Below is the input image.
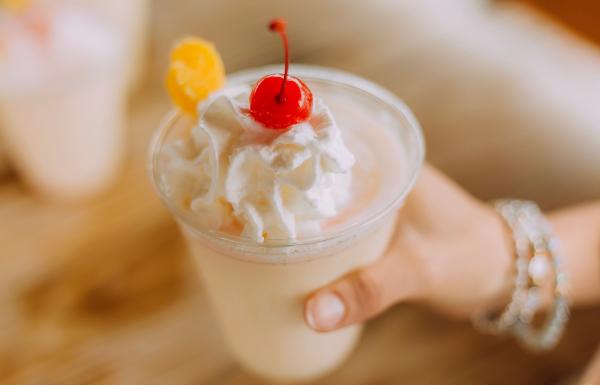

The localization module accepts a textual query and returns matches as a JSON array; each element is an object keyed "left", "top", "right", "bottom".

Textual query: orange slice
[{"left": 166, "top": 37, "right": 225, "bottom": 115}]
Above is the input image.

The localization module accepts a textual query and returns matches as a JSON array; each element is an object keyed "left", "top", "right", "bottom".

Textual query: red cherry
[
  {"left": 249, "top": 74, "right": 313, "bottom": 130},
  {"left": 249, "top": 18, "right": 313, "bottom": 130}
]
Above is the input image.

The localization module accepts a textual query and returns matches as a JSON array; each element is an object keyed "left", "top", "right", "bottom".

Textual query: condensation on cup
[{"left": 0, "top": 5, "right": 128, "bottom": 200}]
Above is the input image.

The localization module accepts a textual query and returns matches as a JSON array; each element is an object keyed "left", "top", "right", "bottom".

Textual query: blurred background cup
[
  {"left": 0, "top": 3, "right": 127, "bottom": 200},
  {"left": 59, "top": 0, "right": 150, "bottom": 90}
]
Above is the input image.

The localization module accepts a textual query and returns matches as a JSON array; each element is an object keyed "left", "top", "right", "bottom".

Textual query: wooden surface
[
  {"left": 515, "top": 0, "right": 600, "bottom": 44},
  {"left": 1, "top": 1, "right": 600, "bottom": 384}
]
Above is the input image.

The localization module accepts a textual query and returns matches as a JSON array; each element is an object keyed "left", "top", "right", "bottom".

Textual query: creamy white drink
[
  {"left": 63, "top": 0, "right": 149, "bottom": 89},
  {"left": 0, "top": 5, "right": 126, "bottom": 199},
  {"left": 151, "top": 66, "right": 424, "bottom": 382}
]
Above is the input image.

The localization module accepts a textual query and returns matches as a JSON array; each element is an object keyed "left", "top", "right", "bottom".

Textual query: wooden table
[{"left": 1, "top": 1, "right": 599, "bottom": 384}]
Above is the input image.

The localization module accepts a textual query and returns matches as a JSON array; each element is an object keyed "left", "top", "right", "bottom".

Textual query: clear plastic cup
[{"left": 150, "top": 65, "right": 424, "bottom": 382}]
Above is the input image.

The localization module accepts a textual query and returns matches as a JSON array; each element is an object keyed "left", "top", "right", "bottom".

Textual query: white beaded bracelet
[
  {"left": 472, "top": 201, "right": 531, "bottom": 334},
  {"left": 508, "top": 201, "right": 570, "bottom": 351},
  {"left": 473, "top": 200, "right": 570, "bottom": 351}
]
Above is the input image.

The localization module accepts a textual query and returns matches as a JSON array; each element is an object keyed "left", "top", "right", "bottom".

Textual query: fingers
[{"left": 304, "top": 250, "right": 421, "bottom": 332}]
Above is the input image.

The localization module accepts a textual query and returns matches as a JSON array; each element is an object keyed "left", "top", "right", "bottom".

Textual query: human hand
[{"left": 304, "top": 165, "right": 515, "bottom": 331}]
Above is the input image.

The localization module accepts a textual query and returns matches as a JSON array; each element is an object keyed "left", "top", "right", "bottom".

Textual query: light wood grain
[{"left": 1, "top": 1, "right": 600, "bottom": 384}]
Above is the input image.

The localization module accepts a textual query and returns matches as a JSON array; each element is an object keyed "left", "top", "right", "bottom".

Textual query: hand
[{"left": 304, "top": 165, "right": 514, "bottom": 332}]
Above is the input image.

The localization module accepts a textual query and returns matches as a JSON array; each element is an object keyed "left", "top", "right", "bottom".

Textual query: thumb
[{"left": 304, "top": 249, "right": 421, "bottom": 332}]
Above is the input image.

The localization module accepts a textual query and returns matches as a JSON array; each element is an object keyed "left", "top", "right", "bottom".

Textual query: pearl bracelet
[
  {"left": 473, "top": 200, "right": 570, "bottom": 351},
  {"left": 472, "top": 201, "right": 531, "bottom": 334}
]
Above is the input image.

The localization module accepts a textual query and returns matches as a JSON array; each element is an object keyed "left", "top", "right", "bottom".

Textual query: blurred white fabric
[{"left": 373, "top": 1, "right": 600, "bottom": 209}]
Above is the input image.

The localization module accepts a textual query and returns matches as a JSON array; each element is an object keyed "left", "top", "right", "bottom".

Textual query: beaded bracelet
[
  {"left": 508, "top": 201, "right": 570, "bottom": 351},
  {"left": 473, "top": 200, "right": 570, "bottom": 351},
  {"left": 472, "top": 201, "right": 531, "bottom": 334}
]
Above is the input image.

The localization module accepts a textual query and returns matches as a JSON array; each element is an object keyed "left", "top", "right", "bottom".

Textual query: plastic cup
[
  {"left": 0, "top": 9, "right": 127, "bottom": 200},
  {"left": 150, "top": 65, "right": 424, "bottom": 382},
  {"left": 68, "top": 0, "right": 149, "bottom": 89}
]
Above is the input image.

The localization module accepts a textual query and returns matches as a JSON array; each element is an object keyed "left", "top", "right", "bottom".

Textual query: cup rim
[{"left": 149, "top": 64, "right": 425, "bottom": 257}]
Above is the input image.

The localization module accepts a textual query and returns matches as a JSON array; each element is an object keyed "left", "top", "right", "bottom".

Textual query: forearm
[{"left": 549, "top": 201, "right": 600, "bottom": 307}]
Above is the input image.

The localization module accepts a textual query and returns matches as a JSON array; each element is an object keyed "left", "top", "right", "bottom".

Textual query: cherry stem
[{"left": 269, "top": 18, "right": 289, "bottom": 104}]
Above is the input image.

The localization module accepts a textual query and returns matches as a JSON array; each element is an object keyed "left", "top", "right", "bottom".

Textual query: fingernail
[{"left": 305, "top": 291, "right": 346, "bottom": 331}]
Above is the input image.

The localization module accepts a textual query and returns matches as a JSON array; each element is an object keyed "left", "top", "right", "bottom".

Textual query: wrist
[
  {"left": 473, "top": 205, "right": 515, "bottom": 311},
  {"left": 550, "top": 202, "right": 600, "bottom": 307},
  {"left": 427, "top": 202, "right": 515, "bottom": 318}
]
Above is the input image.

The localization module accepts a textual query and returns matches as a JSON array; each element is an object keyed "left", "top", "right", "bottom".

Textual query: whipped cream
[{"left": 163, "top": 85, "right": 356, "bottom": 242}]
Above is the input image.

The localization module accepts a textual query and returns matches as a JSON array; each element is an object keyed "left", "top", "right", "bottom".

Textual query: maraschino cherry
[{"left": 249, "top": 18, "right": 313, "bottom": 130}]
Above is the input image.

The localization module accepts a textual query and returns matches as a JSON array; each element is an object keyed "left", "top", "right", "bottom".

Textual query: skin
[
  {"left": 304, "top": 164, "right": 600, "bottom": 380},
  {"left": 581, "top": 349, "right": 600, "bottom": 385}
]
